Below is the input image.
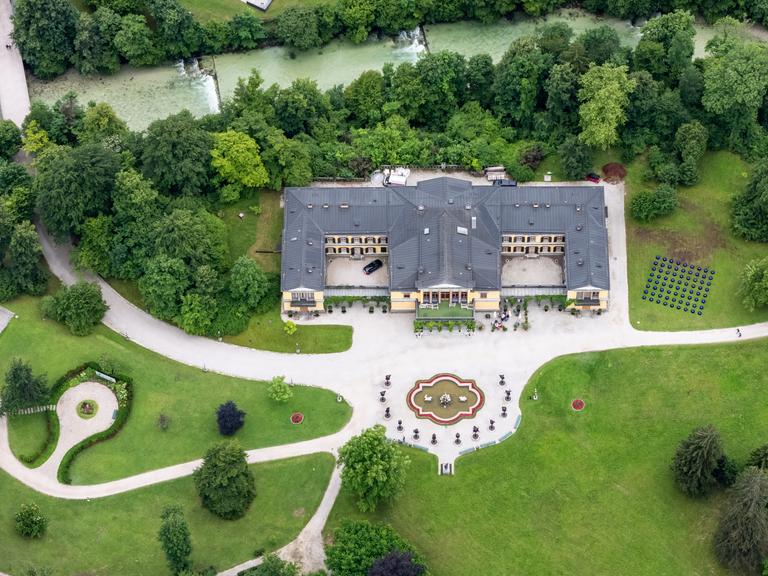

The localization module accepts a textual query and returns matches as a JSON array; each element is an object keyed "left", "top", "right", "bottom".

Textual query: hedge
[{"left": 55, "top": 362, "right": 134, "bottom": 485}]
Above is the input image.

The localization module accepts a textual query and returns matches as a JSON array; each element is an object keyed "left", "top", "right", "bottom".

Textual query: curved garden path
[
  {"left": 35, "top": 382, "right": 119, "bottom": 481},
  {"left": 0, "top": 182, "right": 767, "bottom": 574}
]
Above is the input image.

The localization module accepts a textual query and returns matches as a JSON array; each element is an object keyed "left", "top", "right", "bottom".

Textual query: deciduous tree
[
  {"left": 12, "top": 0, "right": 77, "bottom": 79},
  {"left": 114, "top": 15, "right": 163, "bottom": 67},
  {"left": 193, "top": 441, "right": 255, "bottom": 520},
  {"left": 210, "top": 130, "right": 268, "bottom": 203},
  {"left": 338, "top": 425, "right": 409, "bottom": 512},
  {"left": 41, "top": 281, "right": 108, "bottom": 336},
  {"left": 578, "top": 63, "right": 636, "bottom": 150},
  {"left": 0, "top": 121, "right": 22, "bottom": 160},
  {"left": 14, "top": 503, "right": 48, "bottom": 538},
  {"left": 740, "top": 257, "right": 768, "bottom": 312}
]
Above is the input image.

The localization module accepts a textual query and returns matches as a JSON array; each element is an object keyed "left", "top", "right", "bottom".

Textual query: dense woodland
[
  {"left": 12, "top": 0, "right": 768, "bottom": 79},
  {"left": 2, "top": 9, "right": 768, "bottom": 338}
]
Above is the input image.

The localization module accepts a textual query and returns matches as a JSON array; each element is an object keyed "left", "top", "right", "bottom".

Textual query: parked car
[
  {"left": 586, "top": 172, "right": 601, "bottom": 183},
  {"left": 363, "top": 259, "right": 384, "bottom": 275}
]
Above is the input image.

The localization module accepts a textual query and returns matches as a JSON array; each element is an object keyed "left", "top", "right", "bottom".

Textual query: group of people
[{"left": 491, "top": 310, "right": 513, "bottom": 331}]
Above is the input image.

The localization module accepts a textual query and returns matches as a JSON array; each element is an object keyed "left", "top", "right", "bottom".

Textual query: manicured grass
[
  {"left": 328, "top": 339, "right": 768, "bottom": 576},
  {"left": 416, "top": 301, "right": 473, "bottom": 319},
  {"left": 625, "top": 152, "right": 768, "bottom": 330},
  {"left": 1, "top": 296, "right": 350, "bottom": 484},
  {"left": 0, "top": 453, "right": 334, "bottom": 576},
  {"left": 218, "top": 190, "right": 283, "bottom": 272},
  {"left": 7, "top": 412, "right": 50, "bottom": 464},
  {"left": 179, "top": 0, "right": 335, "bottom": 22},
  {"left": 224, "top": 304, "right": 353, "bottom": 353}
]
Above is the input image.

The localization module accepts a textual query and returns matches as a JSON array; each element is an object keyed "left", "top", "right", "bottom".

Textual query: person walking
[{"left": 736, "top": 328, "right": 742, "bottom": 338}]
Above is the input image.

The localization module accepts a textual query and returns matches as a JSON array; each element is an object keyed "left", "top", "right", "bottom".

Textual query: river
[{"left": 25, "top": 10, "right": 764, "bottom": 130}]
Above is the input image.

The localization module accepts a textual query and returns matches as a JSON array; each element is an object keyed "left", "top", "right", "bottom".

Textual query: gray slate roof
[{"left": 281, "top": 177, "right": 609, "bottom": 293}]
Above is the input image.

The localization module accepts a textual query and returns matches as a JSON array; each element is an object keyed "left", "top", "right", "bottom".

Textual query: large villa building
[{"left": 281, "top": 177, "right": 610, "bottom": 315}]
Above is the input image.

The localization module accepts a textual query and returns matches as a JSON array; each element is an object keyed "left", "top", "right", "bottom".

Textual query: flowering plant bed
[
  {"left": 77, "top": 400, "right": 99, "bottom": 420},
  {"left": 407, "top": 373, "right": 484, "bottom": 425},
  {"left": 290, "top": 412, "right": 304, "bottom": 424},
  {"left": 571, "top": 399, "right": 585, "bottom": 411}
]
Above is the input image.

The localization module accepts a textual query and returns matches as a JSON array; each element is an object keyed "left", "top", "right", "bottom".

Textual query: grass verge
[
  {"left": 0, "top": 453, "right": 333, "bottom": 576},
  {"left": 0, "top": 296, "right": 350, "bottom": 484},
  {"left": 328, "top": 339, "right": 768, "bottom": 576}
]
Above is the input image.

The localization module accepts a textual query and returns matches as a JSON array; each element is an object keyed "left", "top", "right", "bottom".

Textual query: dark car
[
  {"left": 363, "top": 259, "right": 384, "bottom": 275},
  {"left": 586, "top": 172, "right": 601, "bottom": 183}
]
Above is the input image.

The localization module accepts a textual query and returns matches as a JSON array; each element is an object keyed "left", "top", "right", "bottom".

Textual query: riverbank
[{"left": 25, "top": 9, "right": 768, "bottom": 130}]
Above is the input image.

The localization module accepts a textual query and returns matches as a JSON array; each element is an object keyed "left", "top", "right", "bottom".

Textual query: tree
[
  {"left": 78, "top": 102, "right": 128, "bottom": 145},
  {"left": 344, "top": 71, "right": 385, "bottom": 128},
  {"left": 217, "top": 401, "right": 246, "bottom": 436},
  {"left": 326, "top": 520, "right": 424, "bottom": 576},
  {"left": 210, "top": 130, "right": 269, "bottom": 203},
  {"left": 464, "top": 54, "right": 495, "bottom": 109},
  {"left": 276, "top": 8, "right": 322, "bottom": 51},
  {"left": 338, "top": 425, "right": 409, "bottom": 512},
  {"left": 14, "top": 503, "right": 48, "bottom": 539},
  {"left": 72, "top": 7, "right": 122, "bottom": 75},
  {"left": 12, "top": 0, "right": 78, "bottom": 79},
  {"left": 138, "top": 255, "right": 190, "bottom": 321},
  {"left": 714, "top": 467, "right": 768, "bottom": 573},
  {"left": 544, "top": 63, "right": 580, "bottom": 135},
  {"left": 267, "top": 376, "right": 292, "bottom": 403},
  {"left": 578, "top": 25, "right": 621, "bottom": 64},
  {"left": 35, "top": 143, "right": 121, "bottom": 240},
  {"left": 147, "top": 0, "right": 202, "bottom": 59},
  {"left": 178, "top": 292, "right": 216, "bottom": 335},
  {"left": 242, "top": 554, "right": 298, "bottom": 576},
  {"left": 369, "top": 551, "right": 425, "bottom": 576},
  {"left": 493, "top": 38, "right": 548, "bottom": 130},
  {"left": 227, "top": 12, "right": 266, "bottom": 51},
  {"left": 274, "top": 79, "right": 330, "bottom": 137},
  {"left": 228, "top": 256, "right": 270, "bottom": 310},
  {"left": 732, "top": 161, "right": 768, "bottom": 243},
  {"left": 0, "top": 121, "right": 22, "bottom": 160},
  {"left": 674, "top": 121, "right": 707, "bottom": 179},
  {"left": 578, "top": 64, "right": 637, "bottom": 150},
  {"left": 8, "top": 221, "right": 44, "bottom": 295},
  {"left": 671, "top": 425, "right": 724, "bottom": 497},
  {"left": 414, "top": 51, "right": 467, "bottom": 130},
  {"left": 193, "top": 441, "right": 256, "bottom": 520},
  {"left": 630, "top": 184, "right": 677, "bottom": 222},
  {"left": 152, "top": 209, "right": 229, "bottom": 270},
  {"left": 114, "top": 14, "right": 162, "bottom": 67},
  {"left": 141, "top": 110, "right": 213, "bottom": 197},
  {"left": 0, "top": 359, "right": 48, "bottom": 417},
  {"left": 339, "top": 0, "right": 375, "bottom": 44},
  {"left": 558, "top": 135, "right": 592, "bottom": 180},
  {"left": 158, "top": 505, "right": 192, "bottom": 575},
  {"left": 740, "top": 257, "right": 768, "bottom": 312},
  {"left": 535, "top": 21, "right": 573, "bottom": 58},
  {"left": 747, "top": 444, "right": 768, "bottom": 470},
  {"left": 41, "top": 281, "right": 108, "bottom": 336}
]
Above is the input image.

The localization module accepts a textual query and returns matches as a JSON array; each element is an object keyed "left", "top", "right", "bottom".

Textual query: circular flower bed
[
  {"left": 290, "top": 412, "right": 304, "bottom": 424},
  {"left": 571, "top": 399, "right": 585, "bottom": 411},
  {"left": 77, "top": 400, "right": 99, "bottom": 420}
]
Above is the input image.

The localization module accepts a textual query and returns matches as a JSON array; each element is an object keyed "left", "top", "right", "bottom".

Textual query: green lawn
[
  {"left": 7, "top": 412, "right": 50, "bottom": 465},
  {"left": 0, "top": 453, "right": 334, "bottom": 576},
  {"left": 328, "top": 339, "right": 768, "bottom": 576},
  {"left": 179, "top": 0, "right": 335, "bottom": 22},
  {"left": 224, "top": 304, "right": 353, "bottom": 353},
  {"left": 1, "top": 295, "right": 350, "bottom": 484},
  {"left": 218, "top": 190, "right": 283, "bottom": 272},
  {"left": 416, "top": 301, "right": 473, "bottom": 319},
  {"left": 625, "top": 152, "right": 768, "bottom": 331}
]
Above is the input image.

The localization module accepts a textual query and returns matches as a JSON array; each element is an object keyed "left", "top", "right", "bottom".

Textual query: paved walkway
[
  {"left": 36, "top": 382, "right": 118, "bottom": 481},
  {"left": 0, "top": 182, "right": 766, "bottom": 575},
  {"left": 0, "top": 306, "right": 12, "bottom": 334},
  {"left": 0, "top": 0, "right": 30, "bottom": 127}
]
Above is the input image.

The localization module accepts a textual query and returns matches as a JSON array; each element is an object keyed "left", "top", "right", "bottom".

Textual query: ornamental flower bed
[
  {"left": 571, "top": 399, "right": 585, "bottom": 411},
  {"left": 290, "top": 412, "right": 304, "bottom": 424}
]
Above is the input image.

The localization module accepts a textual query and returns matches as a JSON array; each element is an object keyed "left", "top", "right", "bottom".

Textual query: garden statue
[
  {"left": 489, "top": 419, "right": 496, "bottom": 431},
  {"left": 455, "top": 432, "right": 461, "bottom": 445},
  {"left": 384, "top": 407, "right": 391, "bottom": 419},
  {"left": 413, "top": 428, "right": 419, "bottom": 440},
  {"left": 379, "top": 390, "right": 386, "bottom": 403},
  {"left": 397, "top": 419, "right": 403, "bottom": 431},
  {"left": 505, "top": 390, "right": 511, "bottom": 402},
  {"left": 384, "top": 374, "right": 391, "bottom": 387},
  {"left": 431, "top": 433, "right": 437, "bottom": 445},
  {"left": 501, "top": 406, "right": 507, "bottom": 417}
]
